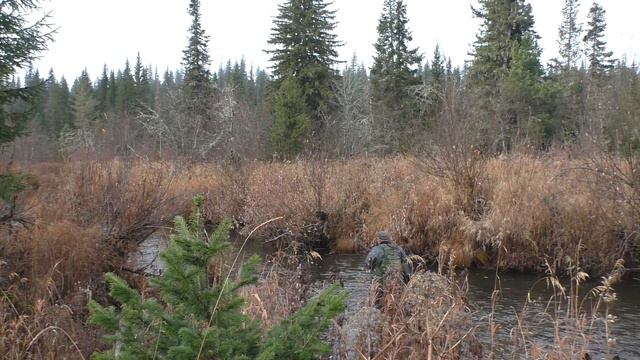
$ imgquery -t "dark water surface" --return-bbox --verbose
[133,236,640,359]
[306,252,640,359]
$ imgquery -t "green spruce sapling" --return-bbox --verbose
[89,194,347,359]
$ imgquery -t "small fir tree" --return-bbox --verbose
[89,195,347,359]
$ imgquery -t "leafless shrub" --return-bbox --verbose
[329,65,372,156]
[138,86,237,158]
[579,147,640,267]
[415,113,489,219]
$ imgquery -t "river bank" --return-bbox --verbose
[8,154,639,274]
[2,154,639,357]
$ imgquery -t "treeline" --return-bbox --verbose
[17,56,271,159]
[9,0,640,161]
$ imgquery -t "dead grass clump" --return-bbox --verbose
[244,162,315,234]
[477,156,559,271]
[0,295,100,359]
[26,221,103,300]
[324,159,374,252]
[506,259,626,359]
[335,271,481,359]
[168,163,246,222]
[242,260,307,331]
[30,160,180,268]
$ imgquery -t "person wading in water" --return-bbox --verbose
[366,231,412,306]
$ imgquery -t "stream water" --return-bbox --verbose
[133,235,640,358]
[306,252,640,359]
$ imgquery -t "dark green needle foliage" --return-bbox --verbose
[258,284,348,360]
[0,0,52,205]
[267,0,341,130]
[89,194,347,359]
[370,0,423,150]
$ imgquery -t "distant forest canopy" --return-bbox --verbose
[5,0,640,161]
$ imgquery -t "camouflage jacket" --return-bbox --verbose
[365,242,411,283]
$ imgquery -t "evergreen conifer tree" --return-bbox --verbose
[25,66,46,130]
[468,0,536,93]
[0,0,52,201]
[116,60,136,114]
[133,53,152,108]
[551,0,585,142]
[267,0,341,128]
[271,77,310,158]
[71,70,98,149]
[468,0,558,148]
[503,34,559,146]
[0,0,52,146]
[425,44,445,118]
[107,70,117,111]
[370,0,423,150]
[182,0,213,114]
[89,195,347,359]
[583,2,614,79]
[96,65,110,115]
[53,77,73,134]
[555,0,582,72]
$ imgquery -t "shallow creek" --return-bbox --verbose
[132,234,640,358]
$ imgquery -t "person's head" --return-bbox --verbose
[377,231,392,244]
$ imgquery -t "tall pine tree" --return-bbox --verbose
[116,60,136,115]
[583,2,614,79]
[182,0,213,115]
[71,70,98,149]
[425,44,445,119]
[467,0,557,149]
[468,0,536,93]
[555,0,582,72]
[267,0,341,128]
[551,0,585,142]
[370,0,423,151]
[583,2,615,143]
[95,65,110,115]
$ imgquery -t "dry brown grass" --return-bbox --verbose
[334,271,481,359]
[1,152,638,358]
[7,154,636,280]
[501,259,626,360]
[242,256,307,331]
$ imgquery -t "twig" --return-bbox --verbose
[22,326,86,360]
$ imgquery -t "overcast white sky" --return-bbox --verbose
[31,0,640,82]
